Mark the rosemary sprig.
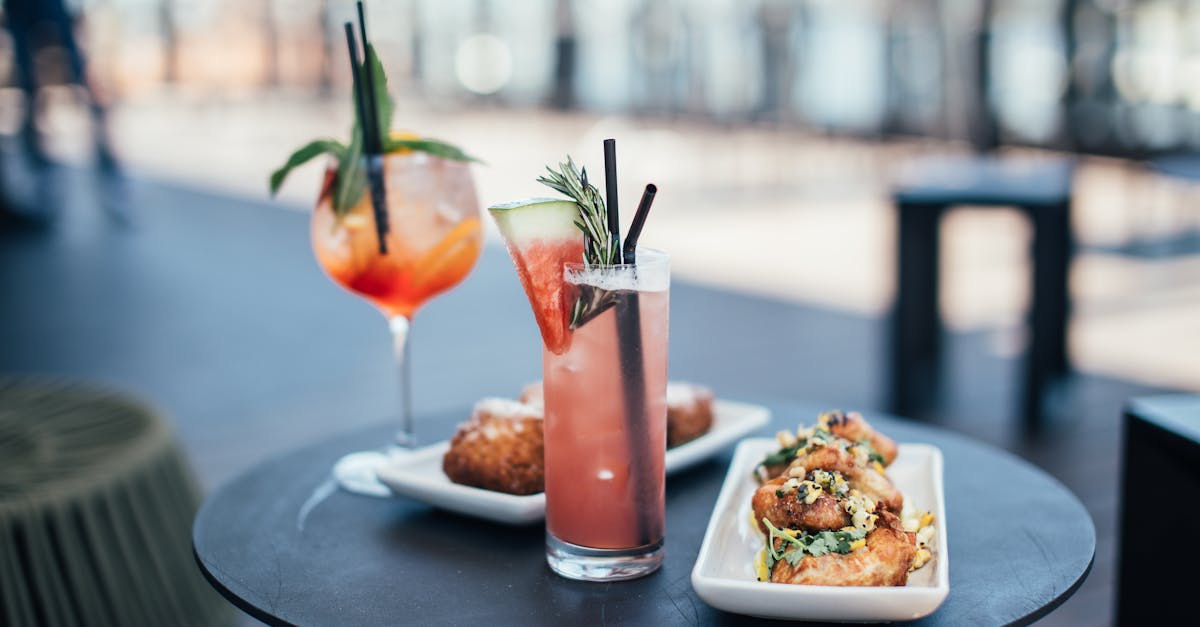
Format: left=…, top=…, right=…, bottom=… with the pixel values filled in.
left=537, top=157, right=624, bottom=330
left=537, top=157, right=619, bottom=266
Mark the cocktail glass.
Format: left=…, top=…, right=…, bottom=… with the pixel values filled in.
left=542, top=248, right=669, bottom=580
left=312, top=151, right=481, bottom=495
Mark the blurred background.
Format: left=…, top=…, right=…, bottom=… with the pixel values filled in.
left=3, top=0, right=1200, bottom=625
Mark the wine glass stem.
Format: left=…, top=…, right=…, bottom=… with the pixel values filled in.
left=390, top=316, right=414, bottom=449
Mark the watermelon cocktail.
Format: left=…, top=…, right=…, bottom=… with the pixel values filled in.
left=490, top=158, right=668, bottom=581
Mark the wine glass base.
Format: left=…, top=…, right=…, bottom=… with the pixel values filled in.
left=332, top=450, right=394, bottom=498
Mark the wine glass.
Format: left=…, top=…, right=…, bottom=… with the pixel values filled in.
left=312, top=149, right=481, bottom=495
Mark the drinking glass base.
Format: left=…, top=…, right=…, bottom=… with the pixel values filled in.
left=545, top=534, right=664, bottom=582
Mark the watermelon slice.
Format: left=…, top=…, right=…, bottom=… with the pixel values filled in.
left=489, top=198, right=585, bottom=354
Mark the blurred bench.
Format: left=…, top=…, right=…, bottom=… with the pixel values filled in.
left=888, top=156, right=1074, bottom=429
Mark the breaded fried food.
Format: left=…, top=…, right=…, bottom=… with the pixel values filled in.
left=790, top=445, right=903, bottom=512
left=442, top=398, right=544, bottom=495
left=518, top=382, right=543, bottom=409
left=820, top=410, right=898, bottom=466
left=666, top=382, right=715, bottom=447
left=769, top=511, right=916, bottom=587
left=520, top=380, right=716, bottom=448
left=752, top=476, right=851, bottom=532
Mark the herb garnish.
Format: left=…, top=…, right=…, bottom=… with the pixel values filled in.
left=761, top=518, right=868, bottom=570
left=756, top=427, right=836, bottom=471
left=858, top=439, right=887, bottom=465
left=537, top=157, right=619, bottom=266
left=268, top=44, right=479, bottom=215
left=536, top=157, right=622, bottom=329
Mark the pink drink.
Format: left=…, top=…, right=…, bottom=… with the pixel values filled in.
left=543, top=287, right=669, bottom=549
left=542, top=248, right=669, bottom=575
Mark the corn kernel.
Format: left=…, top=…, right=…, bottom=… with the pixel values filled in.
left=872, top=461, right=886, bottom=475
left=849, top=539, right=866, bottom=551
left=754, top=549, right=770, bottom=582
left=920, top=513, right=935, bottom=528
left=910, top=548, right=932, bottom=571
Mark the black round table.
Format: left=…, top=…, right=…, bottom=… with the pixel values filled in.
left=192, top=401, right=1094, bottom=626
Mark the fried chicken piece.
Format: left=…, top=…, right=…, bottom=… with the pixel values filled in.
left=770, top=511, right=916, bottom=587
left=520, top=380, right=716, bottom=448
left=790, top=445, right=903, bottom=512
left=442, top=398, right=544, bottom=495
left=666, top=382, right=715, bottom=447
left=518, top=382, right=543, bottom=409
left=821, top=410, right=898, bottom=466
left=752, top=476, right=851, bottom=532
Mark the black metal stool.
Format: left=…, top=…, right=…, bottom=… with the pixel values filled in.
left=888, top=156, right=1074, bottom=429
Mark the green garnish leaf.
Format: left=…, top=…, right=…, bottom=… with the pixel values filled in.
left=537, top=157, right=618, bottom=266
left=332, top=124, right=367, bottom=214
left=359, top=44, right=393, bottom=152
left=267, top=43, right=477, bottom=215
left=761, top=517, right=867, bottom=568
left=858, top=438, right=886, bottom=464
left=760, top=444, right=801, bottom=468
left=269, top=139, right=346, bottom=196
left=536, top=156, right=621, bottom=330
left=383, top=137, right=481, bottom=163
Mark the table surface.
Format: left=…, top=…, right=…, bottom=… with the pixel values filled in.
left=193, top=400, right=1094, bottom=627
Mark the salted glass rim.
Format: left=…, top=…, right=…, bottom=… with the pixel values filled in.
left=562, top=247, right=669, bottom=271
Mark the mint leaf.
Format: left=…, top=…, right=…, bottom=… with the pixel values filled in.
left=269, top=139, right=345, bottom=196
left=332, top=125, right=366, bottom=214
left=357, top=43, right=394, bottom=150
left=383, top=137, right=481, bottom=163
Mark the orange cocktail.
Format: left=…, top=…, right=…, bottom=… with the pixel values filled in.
left=312, top=153, right=482, bottom=320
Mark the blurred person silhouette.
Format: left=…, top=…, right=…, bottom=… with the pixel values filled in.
left=1, top=0, right=126, bottom=226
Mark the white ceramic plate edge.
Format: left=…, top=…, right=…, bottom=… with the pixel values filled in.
left=374, top=442, right=546, bottom=524
left=372, top=400, right=771, bottom=525
left=690, top=439, right=950, bottom=622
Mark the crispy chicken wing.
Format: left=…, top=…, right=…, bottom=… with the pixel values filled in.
left=752, top=477, right=851, bottom=532
left=822, top=410, right=898, bottom=466
left=769, top=511, right=916, bottom=587
left=790, top=445, right=903, bottom=512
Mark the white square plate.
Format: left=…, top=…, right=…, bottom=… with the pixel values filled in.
left=373, top=400, right=771, bottom=525
left=690, top=439, right=949, bottom=622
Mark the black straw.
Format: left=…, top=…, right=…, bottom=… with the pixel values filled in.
left=603, top=139, right=652, bottom=547
left=343, top=11, right=389, bottom=255
left=344, top=23, right=370, bottom=146
left=622, top=184, right=656, bottom=265
left=603, top=138, right=622, bottom=263
left=357, top=1, right=381, bottom=154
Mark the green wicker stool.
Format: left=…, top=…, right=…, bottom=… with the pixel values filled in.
left=0, top=379, right=228, bottom=626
